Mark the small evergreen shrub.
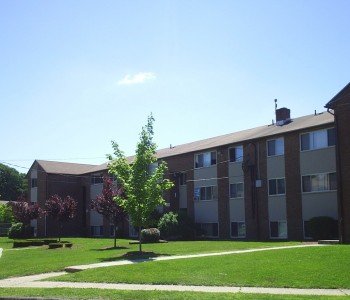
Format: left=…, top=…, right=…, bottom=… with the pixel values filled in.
left=8, top=223, right=25, bottom=239
left=42, top=239, right=58, bottom=244
left=48, top=243, right=64, bottom=249
left=308, top=216, right=338, bottom=240
left=64, top=243, right=73, bottom=248
left=158, top=212, right=179, bottom=239
left=177, top=210, right=196, bottom=240
left=13, top=239, right=45, bottom=248
left=141, top=228, right=160, bottom=243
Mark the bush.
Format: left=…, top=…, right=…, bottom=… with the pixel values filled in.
left=141, top=228, right=160, bottom=243
left=42, top=239, right=58, bottom=245
left=48, top=243, right=64, bottom=249
left=8, top=223, right=25, bottom=239
left=158, top=212, right=179, bottom=239
left=308, top=216, right=338, bottom=240
left=64, top=243, right=73, bottom=248
left=13, top=239, right=45, bottom=248
left=177, top=210, right=196, bottom=240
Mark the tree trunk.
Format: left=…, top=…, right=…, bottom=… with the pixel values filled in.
left=138, top=226, right=142, bottom=253
left=114, top=223, right=117, bottom=248
left=58, top=222, right=61, bottom=243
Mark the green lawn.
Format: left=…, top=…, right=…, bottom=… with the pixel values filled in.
left=0, top=237, right=299, bottom=279
left=54, top=245, right=350, bottom=289
left=0, top=288, right=347, bottom=300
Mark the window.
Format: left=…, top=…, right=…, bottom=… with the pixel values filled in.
left=31, top=178, right=37, bottom=188
left=301, top=128, right=335, bottom=151
left=91, top=226, right=103, bottom=237
left=268, top=178, right=285, bottom=195
left=194, top=186, right=218, bottom=200
left=267, top=138, right=284, bottom=156
left=270, top=221, right=287, bottom=238
left=179, top=172, right=187, bottom=185
left=229, top=183, right=244, bottom=198
left=195, top=151, right=216, bottom=168
left=231, top=222, right=246, bottom=238
left=91, top=175, right=103, bottom=185
left=229, top=146, right=243, bottom=162
left=302, top=172, right=337, bottom=192
left=196, top=223, right=218, bottom=237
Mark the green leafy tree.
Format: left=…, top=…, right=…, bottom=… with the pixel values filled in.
left=108, top=115, right=174, bottom=252
left=0, top=203, right=13, bottom=223
left=0, top=163, right=27, bottom=201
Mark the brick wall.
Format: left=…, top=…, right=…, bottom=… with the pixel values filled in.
left=284, top=132, right=303, bottom=240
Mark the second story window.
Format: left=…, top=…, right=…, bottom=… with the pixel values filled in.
left=31, top=178, right=37, bottom=188
left=267, top=138, right=284, bottom=156
left=269, top=178, right=286, bottom=195
left=194, top=186, right=218, bottom=201
left=301, top=128, right=335, bottom=151
left=229, top=183, right=244, bottom=198
left=229, top=146, right=243, bottom=162
left=302, top=172, right=337, bottom=192
left=195, top=151, right=216, bottom=168
left=91, top=175, right=103, bottom=185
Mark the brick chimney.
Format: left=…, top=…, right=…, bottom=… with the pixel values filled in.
left=275, top=107, right=291, bottom=125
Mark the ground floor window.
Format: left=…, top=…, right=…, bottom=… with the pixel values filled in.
left=91, top=226, right=103, bottom=237
left=231, top=221, right=246, bottom=238
left=303, top=221, right=312, bottom=239
left=196, top=223, right=218, bottom=237
left=270, top=221, right=287, bottom=238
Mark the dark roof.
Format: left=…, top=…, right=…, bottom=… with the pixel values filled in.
left=36, top=160, right=97, bottom=175
left=325, top=82, right=350, bottom=109
left=30, top=111, right=334, bottom=176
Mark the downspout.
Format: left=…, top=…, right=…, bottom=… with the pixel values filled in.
left=327, top=108, right=344, bottom=243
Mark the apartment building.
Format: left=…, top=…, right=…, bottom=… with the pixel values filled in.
left=26, top=82, right=350, bottom=242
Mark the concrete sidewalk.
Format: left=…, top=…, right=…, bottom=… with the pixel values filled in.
left=0, top=272, right=349, bottom=296
left=65, top=243, right=324, bottom=272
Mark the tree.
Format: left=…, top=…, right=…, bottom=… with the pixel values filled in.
left=8, top=196, right=41, bottom=236
left=0, top=163, right=27, bottom=201
left=108, top=115, right=174, bottom=252
left=91, top=175, right=125, bottom=248
left=0, top=203, right=13, bottom=223
left=45, top=195, right=77, bottom=242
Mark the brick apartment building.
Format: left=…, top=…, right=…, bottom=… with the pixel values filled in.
left=27, top=83, right=350, bottom=242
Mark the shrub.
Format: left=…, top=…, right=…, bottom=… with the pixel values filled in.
left=64, top=243, right=73, bottom=248
left=48, top=243, right=63, bottom=249
left=158, top=212, right=179, bottom=239
left=42, top=239, right=58, bottom=245
left=13, top=239, right=45, bottom=248
left=8, top=223, right=25, bottom=239
left=141, top=228, right=160, bottom=243
left=308, top=216, right=338, bottom=240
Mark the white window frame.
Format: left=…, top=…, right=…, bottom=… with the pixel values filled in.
left=230, top=221, right=246, bottom=238
left=268, top=178, right=286, bottom=196
left=31, top=178, right=38, bottom=188
left=300, top=127, right=336, bottom=152
left=228, top=146, right=243, bottom=163
left=229, top=183, right=244, bottom=199
left=91, top=174, right=103, bottom=185
left=301, top=172, right=337, bottom=193
left=194, top=186, right=218, bottom=201
left=267, top=137, right=284, bottom=157
left=194, top=151, right=217, bottom=169
left=269, top=220, right=288, bottom=239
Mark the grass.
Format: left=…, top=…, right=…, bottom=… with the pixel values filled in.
left=54, top=245, right=350, bottom=289
left=0, top=288, right=348, bottom=300
left=0, top=237, right=299, bottom=279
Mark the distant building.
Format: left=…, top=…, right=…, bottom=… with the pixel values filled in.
left=27, top=83, right=350, bottom=242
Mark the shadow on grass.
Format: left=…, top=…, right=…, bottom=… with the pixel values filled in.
left=99, top=251, right=171, bottom=262
left=92, top=246, right=129, bottom=251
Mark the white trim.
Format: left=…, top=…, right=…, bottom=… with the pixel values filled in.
left=299, top=127, right=335, bottom=152
left=301, top=172, right=337, bottom=193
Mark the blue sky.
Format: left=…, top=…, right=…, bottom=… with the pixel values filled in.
left=1, top=0, right=349, bottom=173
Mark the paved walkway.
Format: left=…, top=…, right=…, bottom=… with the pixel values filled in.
left=65, top=243, right=324, bottom=272
left=0, top=272, right=349, bottom=296
left=0, top=248, right=2, bottom=258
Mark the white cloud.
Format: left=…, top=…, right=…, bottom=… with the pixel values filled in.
left=117, top=72, right=156, bottom=85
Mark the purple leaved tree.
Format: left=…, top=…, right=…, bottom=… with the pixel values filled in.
left=45, top=195, right=77, bottom=242
left=9, top=196, right=42, bottom=235
left=91, top=175, right=125, bottom=248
